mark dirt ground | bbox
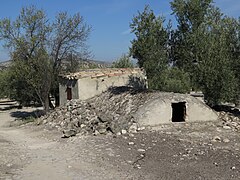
[0,100,240,180]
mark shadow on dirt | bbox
[213,105,240,117]
[10,109,44,119]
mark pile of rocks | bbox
[218,111,240,132]
[38,86,240,137]
[38,87,154,137]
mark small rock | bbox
[137,126,145,131]
[80,124,86,128]
[140,154,145,157]
[137,149,146,152]
[106,131,113,136]
[127,160,133,164]
[6,163,12,167]
[223,138,230,143]
[98,128,107,134]
[231,166,236,170]
[135,164,141,169]
[121,129,127,134]
[223,125,231,130]
[213,162,218,166]
[129,123,138,133]
[212,136,221,142]
[128,142,134,145]
[42,120,48,124]
[62,129,77,138]
[93,130,100,136]
[129,133,134,137]
[116,132,121,136]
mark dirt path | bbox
[0,102,131,180]
[0,105,79,179]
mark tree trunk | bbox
[43,96,50,114]
[54,90,60,107]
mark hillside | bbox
[0,59,111,71]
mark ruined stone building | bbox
[59,68,147,105]
[59,68,218,125]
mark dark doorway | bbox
[172,102,186,122]
[66,87,72,100]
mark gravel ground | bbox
[0,100,240,179]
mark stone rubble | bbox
[37,87,240,137]
[218,111,240,132]
[38,87,154,137]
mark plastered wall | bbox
[135,94,218,126]
[59,79,79,105]
[78,74,146,100]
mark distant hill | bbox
[60,58,111,72]
[79,59,111,69]
[0,59,111,71]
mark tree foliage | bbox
[0,70,9,98]
[130,6,174,90]
[111,54,134,68]
[171,0,239,106]
[170,0,213,75]
[162,67,191,94]
[130,2,240,106]
[0,6,91,112]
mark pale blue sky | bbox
[0,0,239,62]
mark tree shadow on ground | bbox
[213,105,240,117]
[10,109,44,119]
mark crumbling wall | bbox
[59,68,147,104]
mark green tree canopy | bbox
[130,2,240,106]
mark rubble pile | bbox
[38,86,240,137]
[218,111,240,132]
[39,87,156,137]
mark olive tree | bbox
[0,6,91,112]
